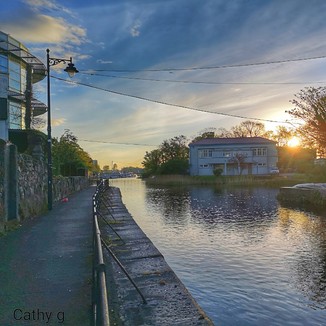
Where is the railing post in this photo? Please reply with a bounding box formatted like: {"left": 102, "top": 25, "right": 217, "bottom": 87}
{"left": 92, "top": 181, "right": 110, "bottom": 326}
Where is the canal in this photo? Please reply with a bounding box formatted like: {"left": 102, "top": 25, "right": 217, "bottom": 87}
{"left": 110, "top": 178, "right": 326, "bottom": 325}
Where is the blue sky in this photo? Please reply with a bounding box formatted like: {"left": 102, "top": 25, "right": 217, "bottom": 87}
{"left": 1, "top": 0, "right": 326, "bottom": 168}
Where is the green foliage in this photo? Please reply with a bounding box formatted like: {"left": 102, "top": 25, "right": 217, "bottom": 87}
{"left": 309, "top": 164, "right": 326, "bottom": 179}
{"left": 52, "top": 129, "right": 94, "bottom": 176}
{"left": 213, "top": 168, "right": 223, "bottom": 176}
{"left": 159, "top": 159, "right": 189, "bottom": 175}
{"left": 277, "top": 146, "right": 316, "bottom": 173}
{"left": 142, "top": 135, "right": 189, "bottom": 176}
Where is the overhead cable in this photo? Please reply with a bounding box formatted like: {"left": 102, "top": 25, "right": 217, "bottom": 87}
{"left": 52, "top": 75, "right": 288, "bottom": 124}
{"left": 79, "top": 139, "right": 158, "bottom": 146}
{"left": 79, "top": 71, "right": 326, "bottom": 85}
{"left": 81, "top": 54, "right": 326, "bottom": 73}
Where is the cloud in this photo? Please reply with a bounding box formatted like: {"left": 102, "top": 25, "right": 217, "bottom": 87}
{"left": 24, "top": 0, "right": 72, "bottom": 15}
{"left": 97, "top": 59, "right": 113, "bottom": 64}
{"left": 52, "top": 117, "right": 66, "bottom": 126}
{"left": 0, "top": 1, "right": 86, "bottom": 46}
{"left": 2, "top": 13, "right": 86, "bottom": 45}
{"left": 130, "top": 20, "right": 141, "bottom": 37}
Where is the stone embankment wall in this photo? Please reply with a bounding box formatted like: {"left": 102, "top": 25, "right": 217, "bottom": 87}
{"left": 1, "top": 142, "right": 90, "bottom": 230}
{"left": 18, "top": 154, "right": 90, "bottom": 220}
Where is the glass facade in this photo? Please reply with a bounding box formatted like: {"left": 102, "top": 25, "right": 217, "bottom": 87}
{"left": 9, "top": 101, "right": 25, "bottom": 129}
{"left": 0, "top": 31, "right": 46, "bottom": 138}
{"left": 0, "top": 54, "right": 8, "bottom": 73}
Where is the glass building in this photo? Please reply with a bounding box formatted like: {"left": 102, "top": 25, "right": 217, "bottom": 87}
{"left": 0, "top": 31, "right": 46, "bottom": 141}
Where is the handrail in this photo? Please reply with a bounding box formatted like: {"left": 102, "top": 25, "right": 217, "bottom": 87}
{"left": 92, "top": 179, "right": 110, "bottom": 326}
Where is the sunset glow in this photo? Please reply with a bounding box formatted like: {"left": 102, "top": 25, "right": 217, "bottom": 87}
{"left": 287, "top": 137, "right": 301, "bottom": 147}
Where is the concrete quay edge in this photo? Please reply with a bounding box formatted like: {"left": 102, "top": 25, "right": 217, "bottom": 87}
{"left": 99, "top": 186, "right": 214, "bottom": 326}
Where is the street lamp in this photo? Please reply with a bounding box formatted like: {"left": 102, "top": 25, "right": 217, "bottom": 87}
{"left": 46, "top": 48, "right": 79, "bottom": 210}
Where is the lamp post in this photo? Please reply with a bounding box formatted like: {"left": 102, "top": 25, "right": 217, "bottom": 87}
{"left": 46, "top": 49, "right": 79, "bottom": 210}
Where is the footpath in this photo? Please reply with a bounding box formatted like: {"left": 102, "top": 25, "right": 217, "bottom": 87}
{"left": 0, "top": 186, "right": 95, "bottom": 325}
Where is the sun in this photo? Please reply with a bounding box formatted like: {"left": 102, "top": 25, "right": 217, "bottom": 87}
{"left": 287, "top": 136, "right": 300, "bottom": 147}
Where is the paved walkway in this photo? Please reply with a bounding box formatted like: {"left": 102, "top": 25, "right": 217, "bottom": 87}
{"left": 0, "top": 186, "right": 95, "bottom": 325}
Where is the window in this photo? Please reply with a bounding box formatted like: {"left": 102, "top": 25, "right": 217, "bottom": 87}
{"left": 253, "top": 148, "right": 266, "bottom": 156}
{"left": 223, "top": 152, "right": 231, "bottom": 157}
{"left": 199, "top": 149, "right": 213, "bottom": 158}
{"left": 9, "top": 58, "right": 21, "bottom": 92}
{"left": 9, "top": 101, "right": 25, "bottom": 129}
{"left": 0, "top": 54, "right": 8, "bottom": 73}
{"left": 21, "top": 63, "right": 27, "bottom": 93}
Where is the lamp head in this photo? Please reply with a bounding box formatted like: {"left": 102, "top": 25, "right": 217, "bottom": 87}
{"left": 64, "top": 59, "right": 79, "bottom": 78}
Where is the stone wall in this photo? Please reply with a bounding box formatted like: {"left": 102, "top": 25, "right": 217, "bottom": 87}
{"left": 0, "top": 143, "right": 90, "bottom": 227}
{"left": 18, "top": 153, "right": 90, "bottom": 220}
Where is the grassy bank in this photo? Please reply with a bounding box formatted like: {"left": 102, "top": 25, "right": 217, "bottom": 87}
{"left": 144, "top": 174, "right": 325, "bottom": 188}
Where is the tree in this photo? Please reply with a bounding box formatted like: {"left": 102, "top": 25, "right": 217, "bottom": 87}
{"left": 142, "top": 149, "right": 163, "bottom": 176}
{"left": 228, "top": 152, "right": 248, "bottom": 175}
{"left": 270, "top": 125, "right": 294, "bottom": 147}
{"left": 288, "top": 87, "right": 326, "bottom": 156}
{"left": 159, "top": 135, "right": 189, "bottom": 162}
{"left": 193, "top": 127, "right": 217, "bottom": 141}
{"left": 142, "top": 135, "right": 189, "bottom": 176}
{"left": 52, "top": 129, "right": 94, "bottom": 176}
{"left": 230, "top": 120, "right": 266, "bottom": 137}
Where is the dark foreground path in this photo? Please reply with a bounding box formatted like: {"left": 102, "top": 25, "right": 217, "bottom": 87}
{"left": 0, "top": 186, "right": 95, "bottom": 325}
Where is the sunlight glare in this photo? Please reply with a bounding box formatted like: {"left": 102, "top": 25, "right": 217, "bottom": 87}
{"left": 287, "top": 136, "right": 300, "bottom": 147}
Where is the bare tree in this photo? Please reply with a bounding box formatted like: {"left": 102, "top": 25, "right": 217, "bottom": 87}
{"left": 288, "top": 87, "right": 326, "bottom": 156}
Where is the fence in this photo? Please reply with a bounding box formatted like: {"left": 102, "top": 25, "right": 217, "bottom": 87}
{"left": 92, "top": 180, "right": 110, "bottom": 326}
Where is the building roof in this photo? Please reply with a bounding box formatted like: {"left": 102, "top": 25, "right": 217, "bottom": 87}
{"left": 0, "top": 31, "right": 46, "bottom": 83}
{"left": 190, "top": 137, "right": 276, "bottom": 146}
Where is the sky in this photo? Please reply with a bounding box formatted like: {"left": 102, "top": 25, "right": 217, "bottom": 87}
{"left": 1, "top": 0, "right": 326, "bottom": 168}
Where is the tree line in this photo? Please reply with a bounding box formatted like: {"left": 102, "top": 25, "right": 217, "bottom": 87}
{"left": 143, "top": 87, "right": 326, "bottom": 176}
{"left": 52, "top": 129, "right": 100, "bottom": 176}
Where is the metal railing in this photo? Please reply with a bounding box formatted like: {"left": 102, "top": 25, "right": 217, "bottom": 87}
{"left": 92, "top": 179, "right": 110, "bottom": 326}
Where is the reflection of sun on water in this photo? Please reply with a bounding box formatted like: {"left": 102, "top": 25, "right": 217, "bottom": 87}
{"left": 287, "top": 136, "right": 300, "bottom": 147}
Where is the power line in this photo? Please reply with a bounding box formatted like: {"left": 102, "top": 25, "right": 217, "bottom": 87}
{"left": 79, "top": 139, "right": 158, "bottom": 146}
{"left": 81, "top": 54, "right": 326, "bottom": 73}
{"left": 51, "top": 75, "right": 288, "bottom": 124}
{"left": 79, "top": 71, "right": 326, "bottom": 85}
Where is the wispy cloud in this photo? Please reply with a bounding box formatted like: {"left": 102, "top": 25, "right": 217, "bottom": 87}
{"left": 97, "top": 59, "right": 113, "bottom": 64}
{"left": 52, "top": 117, "right": 66, "bottom": 127}
{"left": 24, "top": 0, "right": 73, "bottom": 15}
{"left": 130, "top": 20, "right": 141, "bottom": 37}
{"left": 0, "top": 0, "right": 87, "bottom": 47}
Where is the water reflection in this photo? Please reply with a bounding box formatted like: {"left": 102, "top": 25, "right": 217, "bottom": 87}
{"left": 111, "top": 179, "right": 326, "bottom": 325}
{"left": 146, "top": 187, "right": 191, "bottom": 226}
{"left": 278, "top": 207, "right": 326, "bottom": 309}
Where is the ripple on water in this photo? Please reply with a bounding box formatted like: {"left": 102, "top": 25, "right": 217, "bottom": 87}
{"left": 111, "top": 179, "right": 326, "bottom": 325}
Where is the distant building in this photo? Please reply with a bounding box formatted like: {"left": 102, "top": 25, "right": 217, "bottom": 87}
{"left": 0, "top": 31, "right": 46, "bottom": 142}
{"left": 189, "top": 137, "right": 278, "bottom": 176}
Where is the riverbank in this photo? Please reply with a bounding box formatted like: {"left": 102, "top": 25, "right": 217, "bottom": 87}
{"left": 278, "top": 183, "right": 326, "bottom": 212}
{"left": 143, "top": 173, "right": 321, "bottom": 188}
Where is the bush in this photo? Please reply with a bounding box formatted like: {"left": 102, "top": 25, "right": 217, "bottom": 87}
{"left": 159, "top": 159, "right": 189, "bottom": 175}
{"left": 213, "top": 168, "right": 223, "bottom": 176}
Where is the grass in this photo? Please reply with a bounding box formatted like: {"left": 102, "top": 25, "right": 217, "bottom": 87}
{"left": 0, "top": 220, "right": 22, "bottom": 237}
{"left": 144, "top": 173, "right": 326, "bottom": 188}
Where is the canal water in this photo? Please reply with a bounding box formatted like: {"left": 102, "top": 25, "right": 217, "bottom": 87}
{"left": 110, "top": 178, "right": 326, "bottom": 325}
